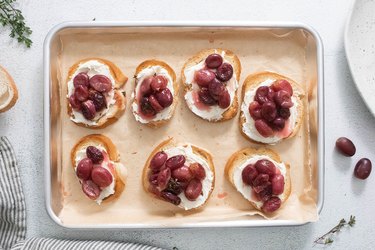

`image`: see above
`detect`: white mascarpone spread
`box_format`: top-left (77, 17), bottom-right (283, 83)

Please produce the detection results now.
top-left (132, 66), bottom-right (174, 123)
top-left (67, 60), bottom-right (116, 126)
top-left (163, 145), bottom-right (214, 210)
top-left (183, 51), bottom-right (238, 121)
top-left (240, 79), bottom-right (298, 144)
top-left (233, 155), bottom-right (287, 209)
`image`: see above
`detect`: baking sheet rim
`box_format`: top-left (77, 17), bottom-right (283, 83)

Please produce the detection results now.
top-left (43, 21), bottom-right (325, 229)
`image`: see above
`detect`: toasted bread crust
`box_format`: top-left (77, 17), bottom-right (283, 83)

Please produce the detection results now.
top-left (67, 58), bottom-right (127, 129)
top-left (132, 60), bottom-right (178, 128)
top-left (71, 134), bottom-right (125, 203)
top-left (181, 48), bottom-right (241, 122)
top-left (225, 147), bottom-right (291, 213)
top-left (0, 65), bottom-right (18, 113)
top-left (142, 138), bottom-right (215, 210)
top-left (239, 71), bottom-right (305, 144)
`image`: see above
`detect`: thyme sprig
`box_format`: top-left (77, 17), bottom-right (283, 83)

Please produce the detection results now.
top-left (314, 215), bottom-right (356, 245)
top-left (0, 0), bottom-right (32, 47)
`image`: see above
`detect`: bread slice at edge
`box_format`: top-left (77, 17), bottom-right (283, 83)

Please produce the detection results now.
top-left (180, 48), bottom-right (241, 122)
top-left (224, 147), bottom-right (291, 213)
top-left (132, 60), bottom-right (178, 128)
top-left (70, 134), bottom-right (125, 204)
top-left (0, 65), bottom-right (18, 113)
top-left (66, 58), bottom-right (127, 129)
top-left (239, 71), bottom-right (305, 144)
top-left (142, 138), bottom-right (215, 210)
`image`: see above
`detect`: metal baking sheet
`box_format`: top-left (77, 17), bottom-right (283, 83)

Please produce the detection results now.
top-left (44, 21), bottom-right (324, 228)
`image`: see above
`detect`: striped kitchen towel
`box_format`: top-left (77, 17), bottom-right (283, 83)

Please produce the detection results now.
top-left (10, 238), bottom-right (161, 250)
top-left (0, 137), bottom-right (163, 250)
top-left (0, 137), bottom-right (26, 250)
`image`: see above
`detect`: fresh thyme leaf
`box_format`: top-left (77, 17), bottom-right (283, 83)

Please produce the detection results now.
top-left (325, 238), bottom-right (333, 244)
top-left (348, 215), bottom-right (356, 227)
top-left (0, 0), bottom-right (32, 47)
top-left (314, 215), bottom-right (356, 245)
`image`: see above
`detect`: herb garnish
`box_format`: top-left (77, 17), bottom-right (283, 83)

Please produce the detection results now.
top-left (0, 0), bottom-right (32, 47)
top-left (314, 215), bottom-right (356, 245)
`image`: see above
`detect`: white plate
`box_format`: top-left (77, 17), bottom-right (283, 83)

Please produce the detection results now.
top-left (345, 0), bottom-right (375, 116)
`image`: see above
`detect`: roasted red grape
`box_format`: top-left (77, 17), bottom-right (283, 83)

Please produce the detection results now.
top-left (267, 88), bottom-right (275, 101)
top-left (271, 174), bottom-right (284, 195)
top-left (254, 119), bottom-right (274, 137)
top-left (218, 89), bottom-right (231, 109)
top-left (73, 72), bottom-right (89, 87)
top-left (208, 78), bottom-right (226, 98)
top-left (184, 179), bottom-right (202, 201)
top-left (216, 63), bottom-right (233, 82)
top-left (271, 79), bottom-right (293, 96)
top-left (249, 101), bottom-right (262, 120)
top-left (150, 151), bottom-right (168, 170)
top-left (335, 137), bottom-right (356, 157)
top-left (354, 158), bottom-right (372, 180)
top-left (195, 69), bottom-right (215, 87)
top-left (157, 168), bottom-right (171, 190)
top-left (161, 191), bottom-right (181, 205)
top-left (257, 185), bottom-right (272, 202)
top-left (272, 117), bottom-right (286, 130)
top-left (155, 88), bottom-right (173, 108)
top-left (91, 167), bottom-right (113, 188)
top-left (148, 95), bottom-right (164, 112)
top-left (253, 181), bottom-right (271, 194)
top-left (69, 94), bottom-right (81, 110)
top-left (74, 85), bottom-right (89, 102)
top-left (172, 166), bottom-right (192, 182)
top-left (189, 163), bottom-right (206, 180)
top-left (279, 108), bottom-right (291, 119)
top-left (252, 174), bottom-right (270, 189)
top-left (261, 197), bottom-right (281, 213)
top-left (76, 158), bottom-right (93, 180)
top-left (205, 53), bottom-right (223, 69)
top-left (140, 97), bottom-right (156, 116)
top-left (274, 90), bottom-right (293, 108)
top-left (140, 77), bottom-right (153, 96)
top-left (255, 86), bottom-right (270, 104)
top-left (261, 101), bottom-right (277, 122)
top-left (82, 180), bottom-right (100, 200)
top-left (89, 90), bottom-right (107, 111)
top-left (198, 88), bottom-right (217, 106)
top-left (255, 160), bottom-right (276, 176)
top-left (148, 173), bottom-right (159, 186)
top-left (89, 75), bottom-right (112, 93)
top-left (242, 164), bottom-right (258, 186)
top-left (165, 155), bottom-right (186, 170)
top-left (151, 75), bottom-right (168, 91)
top-left (81, 100), bottom-right (96, 120)
top-left (86, 146), bottom-right (104, 164)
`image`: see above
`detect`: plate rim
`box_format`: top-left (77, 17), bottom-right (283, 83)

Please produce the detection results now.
top-left (344, 0), bottom-right (375, 117)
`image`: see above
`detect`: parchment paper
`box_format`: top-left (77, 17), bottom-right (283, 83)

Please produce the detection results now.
top-left (54, 27), bottom-right (319, 226)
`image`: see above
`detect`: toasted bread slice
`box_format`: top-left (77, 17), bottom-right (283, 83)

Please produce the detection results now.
top-left (142, 138), bottom-right (215, 210)
top-left (181, 48), bottom-right (241, 122)
top-left (132, 60), bottom-right (178, 128)
top-left (71, 134), bottom-right (126, 204)
top-left (225, 147), bottom-right (291, 213)
top-left (0, 65), bottom-right (18, 113)
top-left (67, 58), bottom-right (127, 129)
top-left (239, 71), bottom-right (305, 144)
